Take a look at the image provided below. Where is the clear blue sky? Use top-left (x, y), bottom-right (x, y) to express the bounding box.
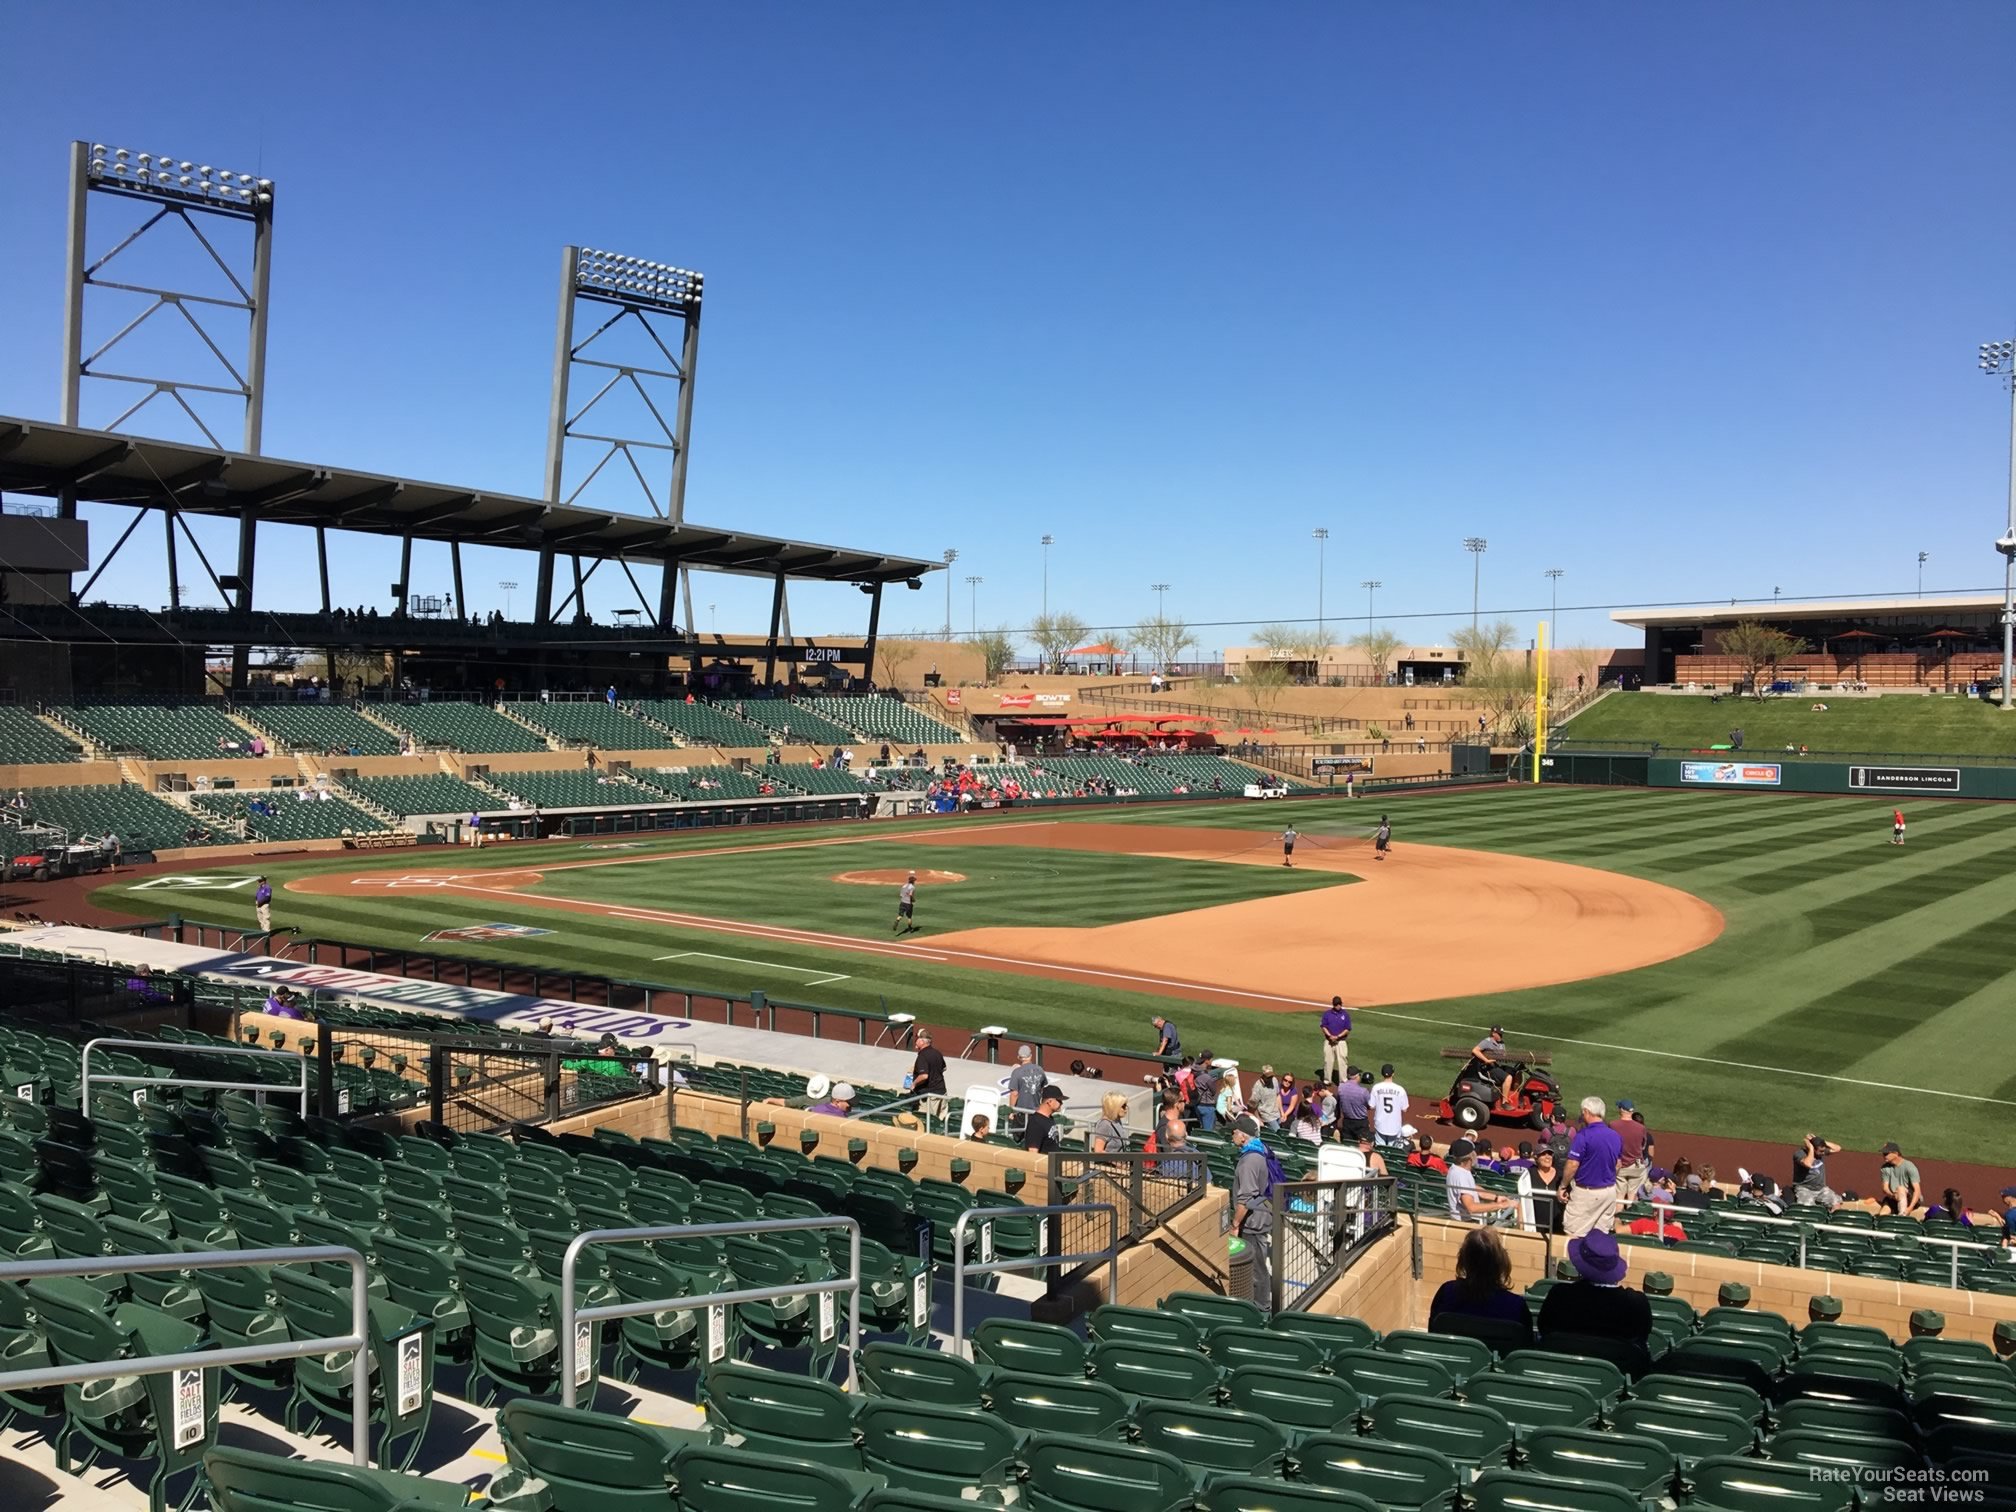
top-left (3, 2), bottom-right (2013, 653)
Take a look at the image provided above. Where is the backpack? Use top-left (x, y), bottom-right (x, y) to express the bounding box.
top-left (1242, 1140), bottom-right (1290, 1197)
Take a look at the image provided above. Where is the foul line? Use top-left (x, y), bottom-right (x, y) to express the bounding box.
top-left (652, 950), bottom-right (851, 988)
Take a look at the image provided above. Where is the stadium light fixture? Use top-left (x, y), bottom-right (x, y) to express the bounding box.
top-left (1361, 578), bottom-right (1381, 629)
top-left (966, 575), bottom-right (983, 633)
top-left (1464, 538), bottom-right (1488, 630)
top-left (941, 548), bottom-right (958, 636)
top-left (1978, 339), bottom-right (2016, 709)
top-left (574, 248), bottom-right (704, 314)
top-left (1041, 534), bottom-right (1054, 618)
top-left (1151, 582), bottom-right (1171, 617)
top-left (88, 144), bottom-right (273, 213)
top-left (1544, 567), bottom-right (1563, 648)
top-left (498, 579), bottom-right (519, 618)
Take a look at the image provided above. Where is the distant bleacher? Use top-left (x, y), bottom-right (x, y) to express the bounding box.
top-left (732, 699), bottom-right (861, 747)
top-left (632, 765), bottom-right (774, 801)
top-left (55, 702), bottom-right (259, 760)
top-left (481, 768), bottom-right (654, 809)
top-left (371, 702), bottom-right (552, 753)
top-left (511, 701), bottom-right (679, 749)
top-left (807, 695), bottom-right (965, 745)
top-left (236, 701), bottom-right (402, 755)
top-left (631, 697), bottom-right (767, 747)
top-left (344, 772), bottom-right (504, 817)
top-left (0, 705), bottom-right (83, 765)
top-left (188, 788), bottom-right (389, 842)
top-left (13, 783), bottom-right (225, 849)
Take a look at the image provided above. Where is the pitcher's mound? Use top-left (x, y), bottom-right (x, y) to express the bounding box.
top-left (833, 868), bottom-right (968, 886)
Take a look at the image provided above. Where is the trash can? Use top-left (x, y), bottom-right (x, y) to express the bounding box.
top-left (1228, 1236), bottom-right (1251, 1304)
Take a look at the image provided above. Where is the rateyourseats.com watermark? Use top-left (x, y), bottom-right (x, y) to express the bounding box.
top-left (1811, 1466), bottom-right (1991, 1503)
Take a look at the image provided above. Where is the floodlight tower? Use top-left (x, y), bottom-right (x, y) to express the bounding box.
top-left (1980, 339), bottom-right (2016, 709)
top-left (541, 247), bottom-right (705, 632)
top-left (1464, 538), bottom-right (1488, 630)
top-left (59, 141), bottom-right (276, 681)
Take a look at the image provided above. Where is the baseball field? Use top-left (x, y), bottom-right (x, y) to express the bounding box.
top-left (90, 784), bottom-right (2015, 1162)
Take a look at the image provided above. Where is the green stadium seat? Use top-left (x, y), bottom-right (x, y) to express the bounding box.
top-left (1223, 1363), bottom-right (1358, 1442)
top-left (701, 1361), bottom-right (859, 1468)
top-left (1268, 1310), bottom-right (1377, 1356)
top-left (1206, 1323), bottom-right (1325, 1377)
top-left (374, 1232), bottom-right (472, 1366)
top-left (986, 1369), bottom-right (1133, 1441)
top-left (1775, 1395), bottom-right (1915, 1443)
top-left (1498, 1348), bottom-right (1626, 1412)
top-left (1020, 1434), bottom-right (1194, 1512)
top-left (1131, 1399), bottom-right (1288, 1487)
top-left (0, 704), bottom-right (82, 763)
top-left (1686, 1453), bottom-right (1854, 1512)
top-left (1293, 1432), bottom-right (1462, 1512)
top-left (1520, 1425), bottom-right (1674, 1501)
top-left (1464, 1469), bottom-right (1642, 1512)
top-left (236, 701), bottom-right (403, 756)
top-left (1326, 1345), bottom-right (1456, 1404)
top-left (1765, 1426), bottom-right (1922, 1476)
top-left (0, 1180), bottom-right (55, 1260)
top-left (856, 1397), bottom-right (1022, 1499)
top-left (100, 1216), bottom-right (201, 1320)
top-left (204, 1444), bottom-right (475, 1512)
top-left (494, 1400), bottom-right (707, 1512)
top-left (29, 1275), bottom-right (219, 1512)
top-left (674, 1444), bottom-right (874, 1512)
top-left (270, 1268), bottom-right (436, 1471)
top-left (1801, 1348), bottom-right (1905, 1387)
top-left (1378, 1328), bottom-right (1493, 1385)
top-left (456, 1255), bottom-right (588, 1406)
top-left (1160, 1290), bottom-right (1267, 1334)
top-left (857, 1340), bottom-right (986, 1407)
top-left (510, 701), bottom-right (678, 750)
top-left (971, 1317), bottom-right (1088, 1378)
top-left (56, 702), bottom-right (255, 761)
top-left (1364, 1392), bottom-right (1512, 1473)
top-left (1089, 1337), bottom-right (1223, 1405)
top-left (1904, 1336), bottom-right (2001, 1372)
top-left (1608, 1399), bottom-right (1755, 1468)
top-left (1195, 1478), bottom-right (1379, 1512)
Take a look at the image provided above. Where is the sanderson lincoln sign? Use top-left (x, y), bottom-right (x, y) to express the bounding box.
top-left (1848, 765), bottom-right (1961, 794)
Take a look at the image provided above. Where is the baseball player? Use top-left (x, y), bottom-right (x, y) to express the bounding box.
top-left (1281, 824), bottom-right (1298, 867)
top-left (1891, 808), bottom-right (1906, 846)
top-left (893, 871), bottom-right (919, 934)
top-left (1373, 815), bottom-right (1392, 860)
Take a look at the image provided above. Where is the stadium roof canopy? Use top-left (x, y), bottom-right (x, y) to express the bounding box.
top-left (1613, 594), bottom-right (2006, 630)
top-left (0, 416), bottom-right (936, 585)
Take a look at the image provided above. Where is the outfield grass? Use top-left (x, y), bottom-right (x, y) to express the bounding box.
top-left (90, 787), bottom-right (2016, 1161)
top-left (1559, 688), bottom-right (2016, 759)
top-left (526, 840), bottom-right (1349, 937)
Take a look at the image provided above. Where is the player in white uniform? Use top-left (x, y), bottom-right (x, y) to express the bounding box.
top-left (893, 872), bottom-right (918, 934)
top-left (1370, 1062), bottom-right (1410, 1148)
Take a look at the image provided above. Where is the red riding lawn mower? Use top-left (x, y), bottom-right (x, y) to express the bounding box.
top-left (1433, 1044), bottom-right (1562, 1133)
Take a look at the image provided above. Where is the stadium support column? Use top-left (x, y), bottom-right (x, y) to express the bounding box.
top-left (863, 582), bottom-right (884, 692)
top-left (57, 142), bottom-right (87, 520)
top-left (534, 546), bottom-right (556, 627)
top-left (451, 542), bottom-right (466, 624)
top-left (229, 504), bottom-right (258, 687)
top-left (764, 569), bottom-right (787, 688)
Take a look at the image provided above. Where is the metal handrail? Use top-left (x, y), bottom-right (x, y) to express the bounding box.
top-left (0, 1245), bottom-right (371, 1464)
top-left (1268, 1174), bottom-right (1404, 1314)
top-left (949, 1202), bottom-right (1119, 1359)
top-left (81, 1036), bottom-right (308, 1111)
top-left (559, 1217), bottom-right (862, 1407)
top-left (1638, 1203), bottom-right (2002, 1289)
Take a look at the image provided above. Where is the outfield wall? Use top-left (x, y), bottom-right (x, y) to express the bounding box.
top-left (1541, 749), bottom-right (2016, 799)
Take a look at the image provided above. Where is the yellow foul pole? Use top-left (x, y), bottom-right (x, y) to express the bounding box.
top-left (1532, 620), bottom-right (1550, 783)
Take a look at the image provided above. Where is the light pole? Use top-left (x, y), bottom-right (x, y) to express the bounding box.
top-left (1544, 567), bottom-right (1563, 648)
top-left (1980, 340), bottom-right (2016, 709)
top-left (965, 575), bottom-right (983, 633)
top-left (1151, 583), bottom-right (1170, 617)
top-left (708, 602), bottom-right (716, 634)
top-left (1312, 528), bottom-right (1330, 645)
top-left (1361, 579), bottom-right (1380, 627)
top-left (1464, 538), bottom-right (1488, 630)
top-left (498, 580), bottom-right (518, 619)
top-left (941, 548), bottom-right (958, 637)
top-left (1917, 551), bottom-right (1929, 597)
top-left (1040, 535), bottom-right (1054, 619)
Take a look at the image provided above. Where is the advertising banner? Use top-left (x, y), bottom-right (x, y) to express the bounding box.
top-left (1680, 761), bottom-right (1782, 787)
top-left (1312, 756), bottom-right (1373, 775)
top-left (1848, 765), bottom-right (1961, 794)
top-left (998, 694), bottom-right (1034, 709)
